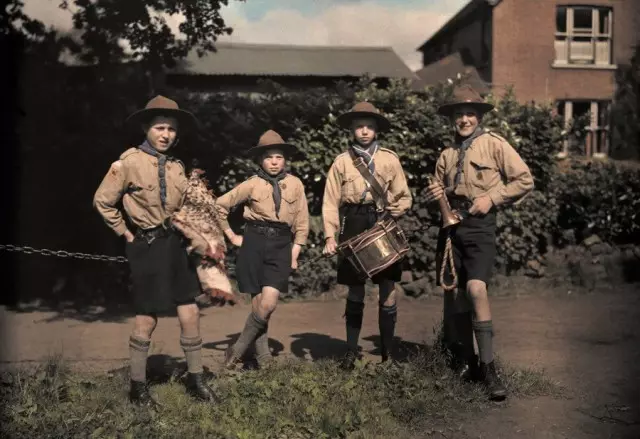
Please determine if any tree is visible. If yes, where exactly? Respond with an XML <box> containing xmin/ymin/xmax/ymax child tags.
<box><xmin>59</xmin><ymin>0</ymin><xmax>237</xmax><ymax>69</ymax></box>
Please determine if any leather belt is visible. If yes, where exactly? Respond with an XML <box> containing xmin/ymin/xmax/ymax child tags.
<box><xmin>135</xmin><ymin>218</ymin><xmax>173</xmax><ymax>244</ymax></box>
<box><xmin>247</xmin><ymin>221</ymin><xmax>291</xmax><ymax>238</ymax></box>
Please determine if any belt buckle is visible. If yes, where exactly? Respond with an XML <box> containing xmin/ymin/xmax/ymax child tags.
<box><xmin>265</xmin><ymin>227</ymin><xmax>277</xmax><ymax>238</ymax></box>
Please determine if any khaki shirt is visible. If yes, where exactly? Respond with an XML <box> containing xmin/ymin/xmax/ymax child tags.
<box><xmin>214</xmin><ymin>174</ymin><xmax>309</xmax><ymax>246</ymax></box>
<box><xmin>93</xmin><ymin>147</ymin><xmax>188</xmax><ymax>235</ymax></box>
<box><xmin>322</xmin><ymin>147</ymin><xmax>412</xmax><ymax>239</ymax></box>
<box><xmin>434</xmin><ymin>131</ymin><xmax>534</xmax><ymax>206</ymax></box>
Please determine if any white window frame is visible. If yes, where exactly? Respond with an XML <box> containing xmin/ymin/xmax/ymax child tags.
<box><xmin>554</xmin><ymin>6</ymin><xmax>613</xmax><ymax>68</ymax></box>
<box><xmin>557</xmin><ymin>100</ymin><xmax>611</xmax><ymax>158</ymax></box>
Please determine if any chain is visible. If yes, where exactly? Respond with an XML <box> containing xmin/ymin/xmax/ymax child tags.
<box><xmin>0</xmin><ymin>244</ymin><xmax>128</xmax><ymax>263</ymax></box>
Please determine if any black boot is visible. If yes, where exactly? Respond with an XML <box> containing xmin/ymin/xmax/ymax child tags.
<box><xmin>455</xmin><ymin>354</ymin><xmax>482</xmax><ymax>383</ymax></box>
<box><xmin>185</xmin><ymin>372</ymin><xmax>218</xmax><ymax>402</ymax></box>
<box><xmin>129</xmin><ymin>380</ymin><xmax>158</xmax><ymax>407</ymax></box>
<box><xmin>479</xmin><ymin>361</ymin><xmax>507</xmax><ymax>401</ymax></box>
<box><xmin>379</xmin><ymin>303</ymin><xmax>397</xmax><ymax>363</ymax></box>
<box><xmin>340</xmin><ymin>349</ymin><xmax>359</xmax><ymax>371</ymax></box>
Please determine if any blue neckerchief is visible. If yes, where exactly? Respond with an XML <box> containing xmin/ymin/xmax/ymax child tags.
<box><xmin>138</xmin><ymin>140</ymin><xmax>169</xmax><ymax>209</ymax></box>
<box><xmin>453</xmin><ymin>126</ymin><xmax>483</xmax><ymax>187</ymax></box>
<box><xmin>350</xmin><ymin>141</ymin><xmax>379</xmax><ymax>200</ymax></box>
<box><xmin>256</xmin><ymin>167</ymin><xmax>287</xmax><ymax>219</ymax></box>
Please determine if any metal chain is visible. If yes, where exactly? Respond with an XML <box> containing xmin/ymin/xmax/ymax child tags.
<box><xmin>0</xmin><ymin>244</ymin><xmax>128</xmax><ymax>263</ymax></box>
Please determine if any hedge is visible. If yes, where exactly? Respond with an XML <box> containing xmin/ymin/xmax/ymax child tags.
<box><xmin>176</xmin><ymin>77</ymin><xmax>637</xmax><ymax>294</ymax></box>
<box><xmin>8</xmin><ymin>67</ymin><xmax>640</xmax><ymax>306</ymax></box>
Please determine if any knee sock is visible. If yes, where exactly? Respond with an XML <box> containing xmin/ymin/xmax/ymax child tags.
<box><xmin>233</xmin><ymin>312</ymin><xmax>268</xmax><ymax>359</ymax></box>
<box><xmin>254</xmin><ymin>324</ymin><xmax>271</xmax><ymax>364</ymax></box>
<box><xmin>378</xmin><ymin>303</ymin><xmax>397</xmax><ymax>357</ymax></box>
<box><xmin>129</xmin><ymin>335</ymin><xmax>150</xmax><ymax>383</ymax></box>
<box><xmin>455</xmin><ymin>312</ymin><xmax>476</xmax><ymax>360</ymax></box>
<box><xmin>180</xmin><ymin>335</ymin><xmax>204</xmax><ymax>374</ymax></box>
<box><xmin>473</xmin><ymin>320</ymin><xmax>494</xmax><ymax>364</ymax></box>
<box><xmin>345</xmin><ymin>300</ymin><xmax>365</xmax><ymax>351</ymax></box>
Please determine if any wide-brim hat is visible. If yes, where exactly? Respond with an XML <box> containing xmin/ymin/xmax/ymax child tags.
<box><xmin>126</xmin><ymin>95</ymin><xmax>198</xmax><ymax>131</ymax></box>
<box><xmin>336</xmin><ymin>101</ymin><xmax>391</xmax><ymax>131</ymax></box>
<box><xmin>246</xmin><ymin>130</ymin><xmax>299</xmax><ymax>159</ymax></box>
<box><xmin>437</xmin><ymin>84</ymin><xmax>494</xmax><ymax>117</ymax></box>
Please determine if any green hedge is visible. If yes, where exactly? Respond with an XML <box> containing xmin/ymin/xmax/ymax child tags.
<box><xmin>178</xmin><ymin>78</ymin><xmax>638</xmax><ymax>295</ymax></box>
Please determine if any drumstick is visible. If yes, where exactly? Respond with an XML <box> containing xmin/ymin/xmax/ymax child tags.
<box><xmin>296</xmin><ymin>252</ymin><xmax>330</xmax><ymax>270</ymax></box>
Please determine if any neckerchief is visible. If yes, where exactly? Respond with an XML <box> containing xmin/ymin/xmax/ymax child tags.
<box><xmin>350</xmin><ymin>141</ymin><xmax>379</xmax><ymax>201</ymax></box>
<box><xmin>256</xmin><ymin>167</ymin><xmax>287</xmax><ymax>219</ymax></box>
<box><xmin>138</xmin><ymin>140</ymin><xmax>169</xmax><ymax>209</ymax></box>
<box><xmin>453</xmin><ymin>126</ymin><xmax>484</xmax><ymax>188</ymax></box>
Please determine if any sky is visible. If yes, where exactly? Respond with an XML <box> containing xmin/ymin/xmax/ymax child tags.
<box><xmin>21</xmin><ymin>0</ymin><xmax>469</xmax><ymax>71</ymax></box>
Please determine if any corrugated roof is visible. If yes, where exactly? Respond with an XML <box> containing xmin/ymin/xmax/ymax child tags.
<box><xmin>169</xmin><ymin>42</ymin><xmax>417</xmax><ymax>80</ymax></box>
<box><xmin>411</xmin><ymin>52</ymin><xmax>490</xmax><ymax>94</ymax></box>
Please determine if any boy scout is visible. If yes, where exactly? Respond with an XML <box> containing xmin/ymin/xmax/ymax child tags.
<box><xmin>322</xmin><ymin>102</ymin><xmax>412</xmax><ymax>369</ymax></box>
<box><xmin>217</xmin><ymin>130</ymin><xmax>309</xmax><ymax>369</ymax></box>
<box><xmin>426</xmin><ymin>85</ymin><xmax>534</xmax><ymax>400</ymax></box>
<box><xmin>93</xmin><ymin>96</ymin><xmax>217</xmax><ymax>405</ymax></box>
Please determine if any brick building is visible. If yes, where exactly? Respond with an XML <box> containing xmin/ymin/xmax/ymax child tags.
<box><xmin>417</xmin><ymin>0</ymin><xmax>640</xmax><ymax>157</ymax></box>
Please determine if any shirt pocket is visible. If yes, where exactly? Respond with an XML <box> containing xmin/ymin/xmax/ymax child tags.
<box><xmin>468</xmin><ymin>158</ymin><xmax>497</xmax><ymax>189</ymax></box>
<box><xmin>128</xmin><ymin>180</ymin><xmax>160</xmax><ymax>207</ymax></box>
<box><xmin>249</xmin><ymin>188</ymin><xmax>273</xmax><ymax>215</ymax></box>
<box><xmin>281</xmin><ymin>192</ymin><xmax>299</xmax><ymax>221</ymax></box>
<box><xmin>341</xmin><ymin>172</ymin><xmax>362</xmax><ymax>198</ymax></box>
<box><xmin>166</xmin><ymin>172</ymin><xmax>187</xmax><ymax>212</ymax></box>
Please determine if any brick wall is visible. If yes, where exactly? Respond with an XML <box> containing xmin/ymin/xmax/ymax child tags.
<box><xmin>491</xmin><ymin>0</ymin><xmax>640</xmax><ymax>103</ymax></box>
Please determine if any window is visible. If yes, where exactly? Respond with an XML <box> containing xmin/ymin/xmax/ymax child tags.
<box><xmin>554</xmin><ymin>6</ymin><xmax>613</xmax><ymax>66</ymax></box>
<box><xmin>556</xmin><ymin>100</ymin><xmax>611</xmax><ymax>157</ymax></box>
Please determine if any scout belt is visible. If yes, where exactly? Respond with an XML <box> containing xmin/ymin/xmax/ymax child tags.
<box><xmin>135</xmin><ymin>218</ymin><xmax>173</xmax><ymax>244</ymax></box>
<box><xmin>246</xmin><ymin>221</ymin><xmax>291</xmax><ymax>238</ymax></box>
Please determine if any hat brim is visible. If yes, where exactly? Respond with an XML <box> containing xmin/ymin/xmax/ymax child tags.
<box><xmin>126</xmin><ymin>108</ymin><xmax>199</xmax><ymax>131</ymax></box>
<box><xmin>336</xmin><ymin>111</ymin><xmax>391</xmax><ymax>131</ymax></box>
<box><xmin>437</xmin><ymin>102</ymin><xmax>494</xmax><ymax>117</ymax></box>
<box><xmin>245</xmin><ymin>143</ymin><xmax>300</xmax><ymax>159</ymax></box>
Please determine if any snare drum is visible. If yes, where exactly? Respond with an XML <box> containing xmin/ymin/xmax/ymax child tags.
<box><xmin>337</xmin><ymin>217</ymin><xmax>410</xmax><ymax>280</ymax></box>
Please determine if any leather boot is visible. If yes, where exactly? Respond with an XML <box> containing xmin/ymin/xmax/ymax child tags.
<box><xmin>339</xmin><ymin>349</ymin><xmax>359</xmax><ymax>371</ymax></box>
<box><xmin>458</xmin><ymin>354</ymin><xmax>482</xmax><ymax>383</ymax></box>
<box><xmin>185</xmin><ymin>372</ymin><xmax>218</xmax><ymax>402</ymax></box>
<box><xmin>129</xmin><ymin>380</ymin><xmax>158</xmax><ymax>407</ymax></box>
<box><xmin>479</xmin><ymin>361</ymin><xmax>507</xmax><ymax>401</ymax></box>
<box><xmin>224</xmin><ymin>345</ymin><xmax>239</xmax><ymax>370</ymax></box>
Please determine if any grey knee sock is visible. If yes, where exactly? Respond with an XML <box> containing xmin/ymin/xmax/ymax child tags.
<box><xmin>254</xmin><ymin>325</ymin><xmax>271</xmax><ymax>364</ymax></box>
<box><xmin>129</xmin><ymin>335</ymin><xmax>150</xmax><ymax>382</ymax></box>
<box><xmin>473</xmin><ymin>320</ymin><xmax>494</xmax><ymax>364</ymax></box>
<box><xmin>180</xmin><ymin>335</ymin><xmax>204</xmax><ymax>374</ymax></box>
<box><xmin>233</xmin><ymin>312</ymin><xmax>268</xmax><ymax>359</ymax></box>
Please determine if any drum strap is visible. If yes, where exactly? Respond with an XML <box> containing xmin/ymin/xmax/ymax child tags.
<box><xmin>348</xmin><ymin>149</ymin><xmax>389</xmax><ymax>210</ymax></box>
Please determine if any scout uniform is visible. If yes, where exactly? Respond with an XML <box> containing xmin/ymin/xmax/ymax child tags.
<box><xmin>216</xmin><ymin>130</ymin><xmax>309</xmax><ymax>368</ymax></box>
<box><xmin>322</xmin><ymin>102</ymin><xmax>412</xmax><ymax>366</ymax></box>
<box><xmin>93</xmin><ymin>95</ymin><xmax>216</xmax><ymax>404</ymax></box>
<box><xmin>433</xmin><ymin>85</ymin><xmax>534</xmax><ymax>400</ymax></box>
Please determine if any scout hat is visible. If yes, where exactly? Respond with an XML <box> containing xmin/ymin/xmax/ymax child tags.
<box><xmin>246</xmin><ymin>130</ymin><xmax>299</xmax><ymax>158</ymax></box>
<box><xmin>336</xmin><ymin>101</ymin><xmax>391</xmax><ymax>131</ymax></box>
<box><xmin>437</xmin><ymin>84</ymin><xmax>494</xmax><ymax>117</ymax></box>
<box><xmin>126</xmin><ymin>95</ymin><xmax>198</xmax><ymax>130</ymax></box>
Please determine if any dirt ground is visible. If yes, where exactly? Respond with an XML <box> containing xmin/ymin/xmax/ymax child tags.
<box><xmin>1</xmin><ymin>289</ymin><xmax>639</xmax><ymax>439</ymax></box>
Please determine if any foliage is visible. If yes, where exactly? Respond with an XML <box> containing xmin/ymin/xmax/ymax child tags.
<box><xmin>0</xmin><ymin>349</ymin><xmax>561</xmax><ymax>439</ymax></box>
<box><xmin>610</xmin><ymin>43</ymin><xmax>640</xmax><ymax>160</ymax></box>
<box><xmin>59</xmin><ymin>0</ymin><xmax>236</xmax><ymax>68</ymax></box>
<box><xmin>553</xmin><ymin>159</ymin><xmax>640</xmax><ymax>245</ymax></box>
<box><xmin>3</xmin><ymin>0</ymin><xmax>237</xmax><ymax>72</ymax></box>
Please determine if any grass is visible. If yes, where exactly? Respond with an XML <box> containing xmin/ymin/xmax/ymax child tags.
<box><xmin>0</xmin><ymin>343</ymin><xmax>565</xmax><ymax>439</ymax></box>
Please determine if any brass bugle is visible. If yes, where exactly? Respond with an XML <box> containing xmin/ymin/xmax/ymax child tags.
<box><xmin>426</xmin><ymin>175</ymin><xmax>460</xmax><ymax>229</ymax></box>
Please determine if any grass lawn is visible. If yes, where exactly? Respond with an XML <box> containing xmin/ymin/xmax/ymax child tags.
<box><xmin>1</xmin><ymin>343</ymin><xmax>564</xmax><ymax>439</ymax></box>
